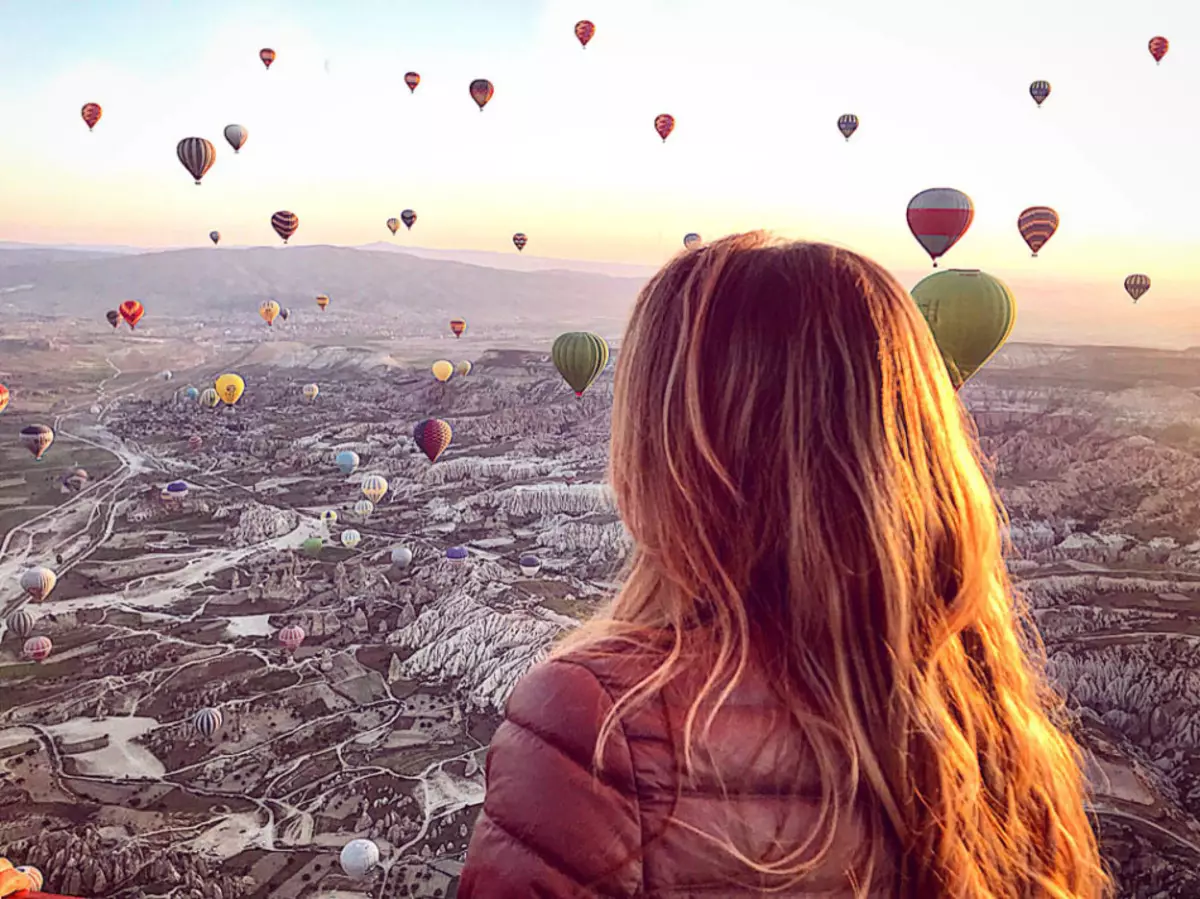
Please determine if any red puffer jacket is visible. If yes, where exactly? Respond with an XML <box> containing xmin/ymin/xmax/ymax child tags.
<box><xmin>458</xmin><ymin>645</ymin><xmax>897</xmax><ymax>897</ymax></box>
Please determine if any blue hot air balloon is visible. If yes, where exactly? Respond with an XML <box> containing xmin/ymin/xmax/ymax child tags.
<box><xmin>335</xmin><ymin>451</ymin><xmax>360</xmax><ymax>475</ymax></box>
<box><xmin>446</xmin><ymin>546</ymin><xmax>468</xmax><ymax>563</ymax></box>
<box><xmin>184</xmin><ymin>386</ymin><xmax>200</xmax><ymax>401</ymax></box>
<box><xmin>164</xmin><ymin>480</ymin><xmax>189</xmax><ymax>500</ymax></box>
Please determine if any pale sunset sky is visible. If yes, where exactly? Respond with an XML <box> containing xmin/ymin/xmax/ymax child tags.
<box><xmin>0</xmin><ymin>0</ymin><xmax>1195</xmax><ymax>289</ymax></box>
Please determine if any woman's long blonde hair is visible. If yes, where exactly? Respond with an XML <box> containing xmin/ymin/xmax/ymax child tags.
<box><xmin>555</xmin><ymin>233</ymin><xmax>1110</xmax><ymax>897</ymax></box>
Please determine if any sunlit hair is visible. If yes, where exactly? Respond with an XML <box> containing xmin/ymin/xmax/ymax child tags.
<box><xmin>554</xmin><ymin>232</ymin><xmax>1110</xmax><ymax>897</ymax></box>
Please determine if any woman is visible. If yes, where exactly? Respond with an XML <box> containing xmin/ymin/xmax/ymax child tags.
<box><xmin>458</xmin><ymin>233</ymin><xmax>1110</xmax><ymax>897</ymax></box>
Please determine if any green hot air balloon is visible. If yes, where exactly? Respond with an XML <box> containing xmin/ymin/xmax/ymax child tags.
<box><xmin>301</xmin><ymin>537</ymin><xmax>324</xmax><ymax>558</ymax></box>
<box><xmin>910</xmin><ymin>269</ymin><xmax>1015</xmax><ymax>389</ymax></box>
<box><xmin>552</xmin><ymin>332</ymin><xmax>610</xmax><ymax>398</ymax></box>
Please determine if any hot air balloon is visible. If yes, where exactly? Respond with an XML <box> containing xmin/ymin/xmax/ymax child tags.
<box><xmin>340</xmin><ymin>839</ymin><xmax>381</xmax><ymax>878</ymax></box>
<box><xmin>405</xmin><ymin>72</ymin><xmax>421</xmax><ymax>93</ymax></box>
<box><xmin>470</xmin><ymin>79</ymin><xmax>494</xmax><ymax>110</ymax></box>
<box><xmin>432</xmin><ymin>360</ymin><xmax>454</xmax><ymax>382</ymax></box>
<box><xmin>683</xmin><ymin>233</ymin><xmax>702</xmax><ymax>249</ymax></box>
<box><xmin>387</xmin><ymin>218</ymin><xmax>400</xmax><ymax>235</ymax></box>
<box><xmin>188</xmin><ymin>435</ymin><xmax>203</xmax><ymax>452</ymax></box>
<box><xmin>0</xmin><ymin>384</ymin><xmax>7</xmax><ymax>414</ymax></box>
<box><xmin>575</xmin><ymin>20</ymin><xmax>596</xmax><ymax>48</ymax></box>
<box><xmin>259</xmin><ymin>300</ymin><xmax>281</xmax><ymax>326</ymax></box>
<box><xmin>200</xmin><ymin>388</ymin><xmax>219</xmax><ymax>408</ymax></box>
<box><xmin>446</xmin><ymin>546</ymin><xmax>469</xmax><ymax>563</ymax></box>
<box><xmin>224</xmin><ymin>124</ymin><xmax>248</xmax><ymax>153</ymax></box>
<box><xmin>1125</xmin><ymin>274</ymin><xmax>1151</xmax><ymax>303</ymax></box>
<box><xmin>354</xmin><ymin>499</ymin><xmax>374</xmax><ymax>519</ymax></box>
<box><xmin>519</xmin><ymin>554</ymin><xmax>541</xmax><ymax>576</ymax></box>
<box><xmin>164</xmin><ymin>480</ymin><xmax>189</xmax><ymax>501</ymax></box>
<box><xmin>413</xmin><ymin>419</ymin><xmax>453</xmax><ymax>462</ymax></box>
<box><xmin>1017</xmin><ymin>206</ymin><xmax>1059</xmax><ymax>257</ymax></box>
<box><xmin>280</xmin><ymin>307</ymin><xmax>290</xmax><ymax>321</ymax></box>
<box><xmin>321</xmin><ymin>510</ymin><xmax>338</xmax><ymax>526</ymax></box>
<box><xmin>654</xmin><ymin>114</ymin><xmax>675</xmax><ymax>142</ymax></box>
<box><xmin>335</xmin><ymin>450</ymin><xmax>360</xmax><ymax>475</ymax></box>
<box><xmin>449</xmin><ymin>319</ymin><xmax>466</xmax><ymax>338</ymax></box>
<box><xmin>302</xmin><ymin>537</ymin><xmax>324</xmax><ymax>557</ymax></box>
<box><xmin>513</xmin><ymin>233</ymin><xmax>527</xmax><ymax>252</ymax></box>
<box><xmin>837</xmin><ymin>114</ymin><xmax>859</xmax><ymax>140</ymax></box>
<box><xmin>209</xmin><ymin>230</ymin><xmax>220</xmax><ymax>245</ymax></box>
<box><xmin>23</xmin><ymin>636</ymin><xmax>52</xmax><ymax>662</ymax></box>
<box><xmin>6</xmin><ymin>609</ymin><xmax>35</xmax><ymax>639</ymax></box>
<box><xmin>81</xmin><ymin>102</ymin><xmax>102</xmax><ymax>131</ymax></box>
<box><xmin>106</xmin><ymin>309</ymin><xmax>120</xmax><ymax>328</ymax></box>
<box><xmin>456</xmin><ymin>360</ymin><xmax>472</xmax><ymax>376</ymax></box>
<box><xmin>1029</xmin><ymin>81</ymin><xmax>1051</xmax><ymax>107</ymax></box>
<box><xmin>906</xmin><ymin>188</ymin><xmax>975</xmax><ymax>268</ymax></box>
<box><xmin>193</xmin><ymin>707</ymin><xmax>222</xmax><ymax>738</ymax></box>
<box><xmin>62</xmin><ymin>468</ymin><xmax>88</xmax><ymax>491</ymax></box>
<box><xmin>20</xmin><ymin>567</ymin><xmax>56</xmax><ymax>601</ymax></box>
<box><xmin>1149</xmin><ymin>36</ymin><xmax>1169</xmax><ymax>64</ymax></box>
<box><xmin>215</xmin><ymin>373</ymin><xmax>245</xmax><ymax>406</ymax></box>
<box><xmin>910</xmin><ymin>269</ymin><xmax>1016</xmax><ymax>390</ymax></box>
<box><xmin>19</xmin><ymin>425</ymin><xmax>54</xmax><ymax>461</ymax></box>
<box><xmin>391</xmin><ymin>546</ymin><xmax>413</xmax><ymax>569</ymax></box>
<box><xmin>161</xmin><ymin>369</ymin><xmax>172</xmax><ymax>381</ymax></box>
<box><xmin>401</xmin><ymin>209</ymin><xmax>417</xmax><ymax>230</ymax></box>
<box><xmin>0</xmin><ymin>861</ymin><xmax>44</xmax><ymax>894</ymax></box>
<box><xmin>278</xmin><ymin>624</ymin><xmax>305</xmax><ymax>651</ymax></box>
<box><xmin>177</xmin><ymin>137</ymin><xmax>216</xmax><ymax>185</ymax></box>
<box><xmin>341</xmin><ymin>529</ymin><xmax>362</xmax><ymax>549</ymax></box>
<box><xmin>361</xmin><ymin>474</ymin><xmax>389</xmax><ymax>503</ymax></box>
<box><xmin>272</xmin><ymin>211</ymin><xmax>299</xmax><ymax>243</ymax></box>
<box><xmin>119</xmin><ymin>300</ymin><xmax>145</xmax><ymax>328</ymax></box>
<box><xmin>552</xmin><ymin>332</ymin><xmax>610</xmax><ymax>397</ymax></box>
<box><xmin>303</xmin><ymin>383</ymin><xmax>319</xmax><ymax>402</ymax></box>
<box><xmin>316</xmin><ymin>294</ymin><xmax>330</xmax><ymax>310</ymax></box>
<box><xmin>260</xmin><ymin>48</ymin><xmax>276</xmax><ymax>69</ymax></box>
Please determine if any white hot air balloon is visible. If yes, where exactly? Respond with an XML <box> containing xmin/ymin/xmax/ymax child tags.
<box><xmin>341</xmin><ymin>529</ymin><xmax>362</xmax><ymax>549</ymax></box>
<box><xmin>354</xmin><ymin>499</ymin><xmax>374</xmax><ymax>519</ymax></box>
<box><xmin>390</xmin><ymin>546</ymin><xmax>413</xmax><ymax>569</ymax></box>
<box><xmin>340</xmin><ymin>839</ymin><xmax>381</xmax><ymax>878</ymax></box>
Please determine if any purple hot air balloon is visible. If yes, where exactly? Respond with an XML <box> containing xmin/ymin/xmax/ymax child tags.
<box><xmin>446</xmin><ymin>546</ymin><xmax>468</xmax><ymax>563</ymax></box>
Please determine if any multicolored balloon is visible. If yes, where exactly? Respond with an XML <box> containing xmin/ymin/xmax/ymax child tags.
<box><xmin>654</xmin><ymin>114</ymin><xmax>675</xmax><ymax>142</ymax></box>
<box><xmin>0</xmin><ymin>384</ymin><xmax>8</xmax><ymax>415</ymax></box>
<box><xmin>1029</xmin><ymin>81</ymin><xmax>1051</xmax><ymax>107</ymax></box>
<box><xmin>24</xmin><ymin>635</ymin><xmax>52</xmax><ymax>662</ymax></box>
<box><xmin>209</xmin><ymin>231</ymin><xmax>220</xmax><ymax>245</ymax></box>
<box><xmin>260</xmin><ymin>48</ymin><xmax>276</xmax><ymax>69</ymax></box>
<box><xmin>19</xmin><ymin>425</ymin><xmax>54</xmax><ymax>461</ymax></box>
<box><xmin>361</xmin><ymin>474</ymin><xmax>388</xmax><ymax>503</ymax></box>
<box><xmin>224</xmin><ymin>124</ymin><xmax>248</xmax><ymax>153</ymax></box>
<box><xmin>177</xmin><ymin>137</ymin><xmax>216</xmax><ymax>185</ymax></box>
<box><xmin>683</xmin><ymin>233</ymin><xmax>702</xmax><ymax>249</ymax></box>
<box><xmin>519</xmin><ymin>554</ymin><xmax>541</xmax><ymax>576</ymax></box>
<box><xmin>272</xmin><ymin>211</ymin><xmax>299</xmax><ymax>243</ymax></box>
<box><xmin>6</xmin><ymin>609</ymin><xmax>36</xmax><ymax>638</ymax></box>
<box><xmin>354</xmin><ymin>499</ymin><xmax>375</xmax><ymax>519</ymax></box>
<box><xmin>449</xmin><ymin>319</ymin><xmax>466</xmax><ymax>338</ymax></box>
<box><xmin>906</xmin><ymin>188</ymin><xmax>975</xmax><ymax>268</ymax></box>
<box><xmin>470</xmin><ymin>79</ymin><xmax>494</xmax><ymax>111</ymax></box>
<box><xmin>513</xmin><ymin>232</ymin><xmax>527</xmax><ymax>252</ymax></box>
<box><xmin>341</xmin><ymin>529</ymin><xmax>361</xmax><ymax>549</ymax></box>
<box><xmin>910</xmin><ymin>269</ymin><xmax>1016</xmax><ymax>390</ymax></box>
<box><xmin>316</xmin><ymin>294</ymin><xmax>330</xmax><ymax>311</ymax></box>
<box><xmin>200</xmin><ymin>388</ymin><xmax>219</xmax><ymax>408</ymax></box>
<box><xmin>259</xmin><ymin>300</ymin><xmax>281</xmax><ymax>326</ymax></box>
<box><xmin>405</xmin><ymin>72</ymin><xmax>421</xmax><ymax>93</ymax></box>
<box><xmin>303</xmin><ymin>383</ymin><xmax>319</xmax><ymax>402</ymax></box>
<box><xmin>837</xmin><ymin>114</ymin><xmax>859</xmax><ymax>140</ymax></box>
<box><xmin>575</xmin><ymin>20</ymin><xmax>596</xmax><ymax>48</ymax></box>
<box><xmin>1149</xmin><ymin>36</ymin><xmax>1169</xmax><ymax>64</ymax></box>
<box><xmin>387</xmin><ymin>218</ymin><xmax>400</xmax><ymax>235</ymax></box>
<box><xmin>81</xmin><ymin>103</ymin><xmax>102</xmax><ymax>131</ymax></box>
<box><xmin>1124</xmin><ymin>274</ymin><xmax>1151</xmax><ymax>303</ymax></box>
<box><xmin>278</xmin><ymin>623</ymin><xmax>305</xmax><ymax>650</ymax></box>
<box><xmin>401</xmin><ymin>209</ymin><xmax>417</xmax><ymax>230</ymax></box>
<box><xmin>1017</xmin><ymin>207</ymin><xmax>1059</xmax><ymax>257</ymax></box>
<box><xmin>20</xmin><ymin>566</ymin><xmax>57</xmax><ymax>601</ymax></box>
<box><xmin>413</xmin><ymin>419</ymin><xmax>453</xmax><ymax>462</ymax></box>
<box><xmin>119</xmin><ymin>300</ymin><xmax>145</xmax><ymax>329</ymax></box>
<box><xmin>552</xmin><ymin>332</ymin><xmax>610</xmax><ymax>398</ymax></box>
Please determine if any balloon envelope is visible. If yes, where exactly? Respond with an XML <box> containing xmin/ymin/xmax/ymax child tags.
<box><xmin>335</xmin><ymin>450</ymin><xmax>360</xmax><ymax>474</ymax></box>
<box><xmin>906</xmin><ymin>188</ymin><xmax>974</xmax><ymax>266</ymax></box>
<box><xmin>391</xmin><ymin>546</ymin><xmax>413</xmax><ymax>568</ymax></box>
<box><xmin>215</xmin><ymin>374</ymin><xmax>245</xmax><ymax>405</ymax></box>
<box><xmin>340</xmin><ymin>839</ymin><xmax>381</xmax><ymax>878</ymax></box>
<box><xmin>432</xmin><ymin>360</ymin><xmax>454</xmax><ymax>382</ymax></box>
<box><xmin>552</xmin><ymin>332</ymin><xmax>610</xmax><ymax>397</ymax></box>
<box><xmin>910</xmin><ymin>269</ymin><xmax>1016</xmax><ymax>389</ymax></box>
<box><xmin>413</xmin><ymin>419</ymin><xmax>453</xmax><ymax>462</ymax></box>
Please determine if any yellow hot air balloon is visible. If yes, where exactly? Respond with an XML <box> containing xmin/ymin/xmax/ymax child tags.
<box><xmin>361</xmin><ymin>474</ymin><xmax>389</xmax><ymax>503</ymax></box>
<box><xmin>321</xmin><ymin>509</ymin><xmax>338</xmax><ymax>526</ymax></box>
<box><xmin>432</xmin><ymin>360</ymin><xmax>454</xmax><ymax>382</ymax></box>
<box><xmin>259</xmin><ymin>300</ymin><xmax>281</xmax><ymax>326</ymax></box>
<box><xmin>215</xmin><ymin>373</ymin><xmax>246</xmax><ymax>406</ymax></box>
<box><xmin>910</xmin><ymin>269</ymin><xmax>1016</xmax><ymax>389</ymax></box>
<box><xmin>456</xmin><ymin>360</ymin><xmax>472</xmax><ymax>376</ymax></box>
<box><xmin>316</xmin><ymin>294</ymin><xmax>330</xmax><ymax>311</ymax></box>
<box><xmin>303</xmin><ymin>383</ymin><xmax>319</xmax><ymax>402</ymax></box>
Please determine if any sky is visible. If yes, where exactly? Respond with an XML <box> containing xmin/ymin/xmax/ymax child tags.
<box><xmin>0</xmin><ymin>0</ymin><xmax>1196</xmax><ymax>294</ymax></box>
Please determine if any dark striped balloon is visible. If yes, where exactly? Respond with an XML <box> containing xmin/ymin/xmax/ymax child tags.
<box><xmin>81</xmin><ymin>103</ymin><xmax>102</xmax><ymax>131</ymax></box>
<box><xmin>1029</xmin><ymin>80</ymin><xmax>1051</xmax><ymax>107</ymax></box>
<box><xmin>405</xmin><ymin>72</ymin><xmax>420</xmax><ymax>93</ymax></box>
<box><xmin>401</xmin><ymin>209</ymin><xmax>417</xmax><ymax>229</ymax></box>
<box><xmin>271</xmin><ymin>211</ymin><xmax>299</xmax><ymax>243</ymax></box>
<box><xmin>470</xmin><ymin>79</ymin><xmax>494</xmax><ymax>111</ymax></box>
<box><xmin>837</xmin><ymin>114</ymin><xmax>859</xmax><ymax>140</ymax></box>
<box><xmin>1149</xmin><ymin>36</ymin><xmax>1169</xmax><ymax>64</ymax></box>
<box><xmin>1017</xmin><ymin>206</ymin><xmax>1059</xmax><ymax>257</ymax></box>
<box><xmin>176</xmin><ymin>137</ymin><xmax>216</xmax><ymax>185</ymax></box>
<box><xmin>512</xmin><ymin>232</ymin><xmax>527</xmax><ymax>251</ymax></box>
<box><xmin>654</xmin><ymin>114</ymin><xmax>675</xmax><ymax>142</ymax></box>
<box><xmin>1124</xmin><ymin>274</ymin><xmax>1151</xmax><ymax>303</ymax></box>
<box><xmin>552</xmin><ymin>332</ymin><xmax>610</xmax><ymax>397</ymax></box>
<box><xmin>193</xmin><ymin>707</ymin><xmax>222</xmax><ymax>738</ymax></box>
<box><xmin>6</xmin><ymin>608</ymin><xmax>36</xmax><ymax>639</ymax></box>
<box><xmin>413</xmin><ymin>419</ymin><xmax>453</xmax><ymax>462</ymax></box>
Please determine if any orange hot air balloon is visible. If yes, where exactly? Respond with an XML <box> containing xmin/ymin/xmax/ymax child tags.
<box><xmin>119</xmin><ymin>300</ymin><xmax>145</xmax><ymax>329</ymax></box>
<box><xmin>0</xmin><ymin>384</ymin><xmax>8</xmax><ymax>414</ymax></box>
<box><xmin>20</xmin><ymin>424</ymin><xmax>54</xmax><ymax>461</ymax></box>
<box><xmin>654</xmin><ymin>114</ymin><xmax>675</xmax><ymax>142</ymax></box>
<box><xmin>316</xmin><ymin>294</ymin><xmax>330</xmax><ymax>310</ymax></box>
<box><xmin>272</xmin><ymin>210</ymin><xmax>299</xmax><ymax>243</ymax></box>
<box><xmin>405</xmin><ymin>72</ymin><xmax>420</xmax><ymax>93</ymax></box>
<box><xmin>575</xmin><ymin>20</ymin><xmax>596</xmax><ymax>48</ymax></box>
<box><xmin>81</xmin><ymin>102</ymin><xmax>102</xmax><ymax>131</ymax></box>
<box><xmin>449</xmin><ymin>319</ymin><xmax>466</xmax><ymax>338</ymax></box>
<box><xmin>260</xmin><ymin>48</ymin><xmax>276</xmax><ymax>69</ymax></box>
<box><xmin>1017</xmin><ymin>206</ymin><xmax>1059</xmax><ymax>257</ymax></box>
<box><xmin>1149</xmin><ymin>36</ymin><xmax>1169</xmax><ymax>64</ymax></box>
<box><xmin>413</xmin><ymin>419</ymin><xmax>453</xmax><ymax>463</ymax></box>
<box><xmin>469</xmin><ymin>79</ymin><xmax>494</xmax><ymax>111</ymax></box>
